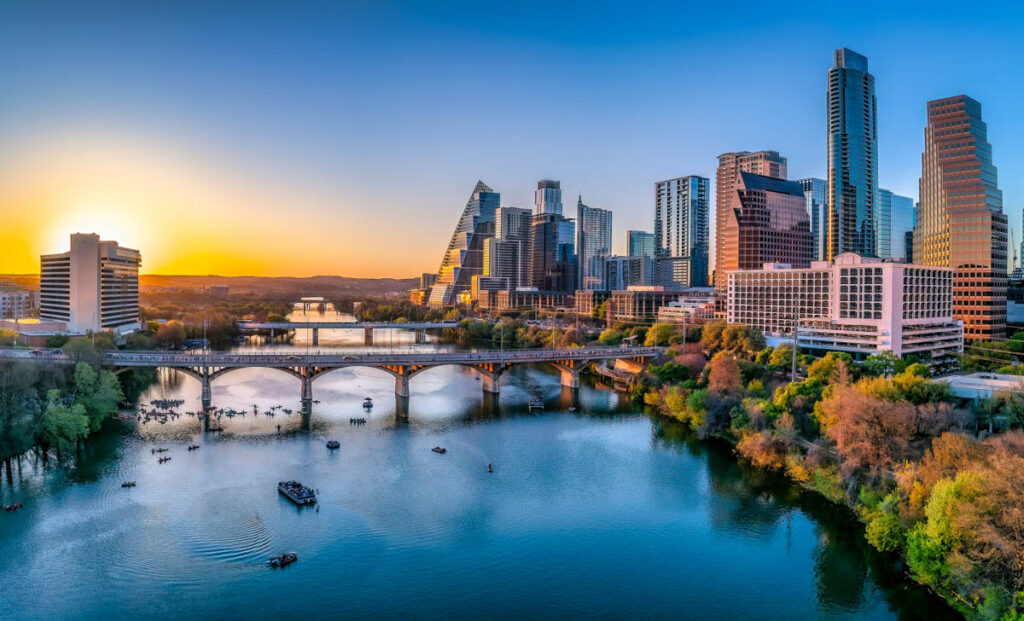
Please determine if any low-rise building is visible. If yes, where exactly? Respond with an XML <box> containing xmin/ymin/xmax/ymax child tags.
<box><xmin>495</xmin><ymin>289</ymin><xmax>574</xmax><ymax>312</ymax></box>
<box><xmin>574</xmin><ymin>290</ymin><xmax>612</xmax><ymax>316</ymax></box>
<box><xmin>727</xmin><ymin>253</ymin><xmax>962</xmax><ymax>366</ymax></box>
<box><xmin>609</xmin><ymin>286</ymin><xmax>715</xmax><ymax>321</ymax></box>
<box><xmin>657</xmin><ymin>298</ymin><xmax>717</xmax><ymax>324</ymax></box>
<box><xmin>0</xmin><ymin>286</ymin><xmax>36</xmax><ymax>319</ymax></box>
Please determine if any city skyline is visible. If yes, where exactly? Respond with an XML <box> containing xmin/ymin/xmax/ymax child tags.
<box><xmin>1</xmin><ymin>3</ymin><xmax>1023</xmax><ymax>278</ymax></box>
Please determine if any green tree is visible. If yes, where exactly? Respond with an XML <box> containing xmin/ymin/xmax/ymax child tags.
<box><xmin>645</xmin><ymin>323</ymin><xmax>676</xmax><ymax>347</ymax></box>
<box><xmin>72</xmin><ymin>363</ymin><xmax>124</xmax><ymax>432</ymax></box>
<box><xmin>862</xmin><ymin>351</ymin><xmax>900</xmax><ymax>377</ymax></box>
<box><xmin>38</xmin><ymin>390</ymin><xmax>90</xmax><ymax>456</ymax></box>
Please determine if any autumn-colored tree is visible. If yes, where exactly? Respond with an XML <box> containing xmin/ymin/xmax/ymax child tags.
<box><xmin>155</xmin><ymin>320</ymin><xmax>186</xmax><ymax>349</ymax></box>
<box><xmin>708</xmin><ymin>353</ymin><xmax>743</xmax><ymax>398</ymax></box>
<box><xmin>895</xmin><ymin>431</ymin><xmax>990</xmax><ymax>519</ymax></box>
<box><xmin>676</xmin><ymin>352</ymin><xmax>707</xmax><ymax>379</ymax></box>
<box><xmin>817</xmin><ymin>384</ymin><xmax>919</xmax><ymax>485</ymax></box>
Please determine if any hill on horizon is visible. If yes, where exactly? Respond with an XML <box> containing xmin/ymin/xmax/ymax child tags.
<box><xmin>0</xmin><ymin>274</ymin><xmax>418</xmax><ymax>296</ymax></box>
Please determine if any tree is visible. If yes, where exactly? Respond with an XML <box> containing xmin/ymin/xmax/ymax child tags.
<box><xmin>807</xmin><ymin>352</ymin><xmax>853</xmax><ymax>382</ymax></box>
<box><xmin>817</xmin><ymin>384</ymin><xmax>919</xmax><ymax>485</ymax></box>
<box><xmin>598</xmin><ymin>328</ymin><xmax>622</xmax><ymax>346</ymax></box>
<box><xmin>862</xmin><ymin>351</ymin><xmax>900</xmax><ymax>377</ymax></box>
<box><xmin>38</xmin><ymin>390</ymin><xmax>90</xmax><ymax>455</ymax></box>
<box><xmin>644</xmin><ymin>323</ymin><xmax>676</xmax><ymax>347</ymax></box>
<box><xmin>708</xmin><ymin>353</ymin><xmax>743</xmax><ymax>397</ymax></box>
<box><xmin>767</xmin><ymin>345</ymin><xmax>792</xmax><ymax>371</ymax></box>
<box><xmin>154</xmin><ymin>320</ymin><xmax>186</xmax><ymax>349</ymax></box>
<box><xmin>72</xmin><ymin>363</ymin><xmax>124</xmax><ymax>432</ymax></box>
<box><xmin>896</xmin><ymin>431</ymin><xmax>989</xmax><ymax>519</ymax></box>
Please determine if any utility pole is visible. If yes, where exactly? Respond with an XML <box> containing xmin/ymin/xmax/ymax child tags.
<box><xmin>791</xmin><ymin>307</ymin><xmax>799</xmax><ymax>383</ymax></box>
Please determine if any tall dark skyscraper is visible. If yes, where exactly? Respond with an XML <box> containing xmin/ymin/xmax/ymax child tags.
<box><xmin>530</xmin><ymin>212</ymin><xmax>576</xmax><ymax>292</ymax></box>
<box><xmin>827</xmin><ymin>47</ymin><xmax>878</xmax><ymax>260</ymax></box>
<box><xmin>576</xmin><ymin>197</ymin><xmax>612</xmax><ymax>290</ymax></box>
<box><xmin>915</xmin><ymin>95</ymin><xmax>1007</xmax><ymax>341</ymax></box>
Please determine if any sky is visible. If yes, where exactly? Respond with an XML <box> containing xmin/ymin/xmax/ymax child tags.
<box><xmin>1</xmin><ymin>1</ymin><xmax>1022</xmax><ymax>278</ymax></box>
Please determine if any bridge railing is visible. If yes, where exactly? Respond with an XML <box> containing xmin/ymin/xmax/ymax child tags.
<box><xmin>0</xmin><ymin>345</ymin><xmax>665</xmax><ymax>366</ymax></box>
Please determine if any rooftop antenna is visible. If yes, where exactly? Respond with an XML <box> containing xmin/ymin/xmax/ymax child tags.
<box><xmin>1013</xmin><ymin>226</ymin><xmax>1019</xmax><ymax>273</ymax></box>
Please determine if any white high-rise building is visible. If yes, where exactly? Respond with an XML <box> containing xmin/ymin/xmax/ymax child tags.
<box><xmin>40</xmin><ymin>233</ymin><xmax>141</xmax><ymax>333</ymax></box>
<box><xmin>654</xmin><ymin>175</ymin><xmax>709</xmax><ymax>288</ymax></box>
<box><xmin>575</xmin><ymin>196</ymin><xmax>612</xmax><ymax>290</ymax></box>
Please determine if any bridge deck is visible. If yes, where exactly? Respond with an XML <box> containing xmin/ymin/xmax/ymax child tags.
<box><xmin>238</xmin><ymin>322</ymin><xmax>460</xmax><ymax>330</ymax></box>
<box><xmin>0</xmin><ymin>346</ymin><xmax>663</xmax><ymax>368</ymax></box>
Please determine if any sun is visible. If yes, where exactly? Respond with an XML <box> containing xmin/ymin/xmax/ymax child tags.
<box><xmin>43</xmin><ymin>200</ymin><xmax>143</xmax><ymax>255</ymax></box>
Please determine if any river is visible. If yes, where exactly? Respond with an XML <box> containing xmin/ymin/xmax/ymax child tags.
<box><xmin>0</xmin><ymin>306</ymin><xmax>958</xmax><ymax>619</ymax></box>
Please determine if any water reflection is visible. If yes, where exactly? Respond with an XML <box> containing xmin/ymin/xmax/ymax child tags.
<box><xmin>0</xmin><ymin>363</ymin><xmax>957</xmax><ymax>620</ymax></box>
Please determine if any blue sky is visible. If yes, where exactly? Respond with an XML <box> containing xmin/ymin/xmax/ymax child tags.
<box><xmin>1</xmin><ymin>1</ymin><xmax>1022</xmax><ymax>276</ymax></box>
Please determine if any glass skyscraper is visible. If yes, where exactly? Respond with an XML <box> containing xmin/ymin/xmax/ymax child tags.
<box><xmin>827</xmin><ymin>47</ymin><xmax>878</xmax><ymax>259</ymax></box>
<box><xmin>877</xmin><ymin>188</ymin><xmax>915</xmax><ymax>261</ymax></box>
<box><xmin>797</xmin><ymin>178</ymin><xmax>828</xmax><ymax>261</ymax></box>
<box><xmin>576</xmin><ymin>197</ymin><xmax>612</xmax><ymax>290</ymax></box>
<box><xmin>915</xmin><ymin>95</ymin><xmax>1007</xmax><ymax>341</ymax></box>
<box><xmin>626</xmin><ymin>230</ymin><xmax>655</xmax><ymax>259</ymax></box>
<box><xmin>427</xmin><ymin>180</ymin><xmax>499</xmax><ymax>307</ymax></box>
<box><xmin>654</xmin><ymin>175</ymin><xmax>709</xmax><ymax>288</ymax></box>
<box><xmin>535</xmin><ymin>179</ymin><xmax>562</xmax><ymax>215</ymax></box>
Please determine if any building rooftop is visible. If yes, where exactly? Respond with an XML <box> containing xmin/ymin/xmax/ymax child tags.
<box><xmin>936</xmin><ymin>373</ymin><xmax>1024</xmax><ymax>400</ymax></box>
<box><xmin>739</xmin><ymin>172</ymin><xmax>804</xmax><ymax>197</ymax></box>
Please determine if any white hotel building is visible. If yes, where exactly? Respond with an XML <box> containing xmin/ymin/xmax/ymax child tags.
<box><xmin>40</xmin><ymin>233</ymin><xmax>141</xmax><ymax>334</ymax></box>
<box><xmin>727</xmin><ymin>253</ymin><xmax>963</xmax><ymax>365</ymax></box>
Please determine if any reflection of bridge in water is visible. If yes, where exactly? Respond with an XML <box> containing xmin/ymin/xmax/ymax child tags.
<box><xmin>239</xmin><ymin>321</ymin><xmax>460</xmax><ymax>345</ymax></box>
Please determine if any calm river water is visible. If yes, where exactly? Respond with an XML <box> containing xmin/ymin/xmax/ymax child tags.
<box><xmin>0</xmin><ymin>307</ymin><xmax>958</xmax><ymax>619</ymax></box>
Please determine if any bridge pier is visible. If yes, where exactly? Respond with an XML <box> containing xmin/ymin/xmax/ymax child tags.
<box><xmin>201</xmin><ymin>373</ymin><xmax>212</xmax><ymax>410</ymax></box>
<box><xmin>481</xmin><ymin>372</ymin><xmax>501</xmax><ymax>394</ymax></box>
<box><xmin>364</xmin><ymin>327</ymin><xmax>373</xmax><ymax>346</ymax></box>
<box><xmin>414</xmin><ymin>329</ymin><xmax>425</xmax><ymax>344</ymax></box>
<box><xmin>395</xmin><ymin>373</ymin><xmax>410</xmax><ymax>398</ymax></box>
<box><xmin>559</xmin><ymin>366</ymin><xmax>580</xmax><ymax>389</ymax></box>
<box><xmin>312</xmin><ymin>328</ymin><xmax>319</xmax><ymax>346</ymax></box>
<box><xmin>301</xmin><ymin>376</ymin><xmax>313</xmax><ymax>412</ymax></box>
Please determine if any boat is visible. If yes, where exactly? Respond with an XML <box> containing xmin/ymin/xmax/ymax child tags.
<box><xmin>278</xmin><ymin>480</ymin><xmax>317</xmax><ymax>505</ymax></box>
<box><xmin>487</xmin><ymin>464</ymin><xmax>494</xmax><ymax>473</ymax></box>
<box><xmin>431</xmin><ymin>446</ymin><xmax>447</xmax><ymax>454</ymax></box>
<box><xmin>121</xmin><ymin>481</ymin><xmax>136</xmax><ymax>488</ymax></box>
<box><xmin>158</xmin><ymin>457</ymin><xmax>171</xmax><ymax>463</ymax></box>
<box><xmin>528</xmin><ymin>398</ymin><xmax>544</xmax><ymax>411</ymax></box>
<box><xmin>187</xmin><ymin>445</ymin><xmax>200</xmax><ymax>451</ymax></box>
<box><xmin>2</xmin><ymin>502</ymin><xmax>24</xmax><ymax>511</ymax></box>
<box><xmin>362</xmin><ymin>397</ymin><xmax>373</xmax><ymax>409</ymax></box>
<box><xmin>326</xmin><ymin>440</ymin><xmax>340</xmax><ymax>450</ymax></box>
<box><xmin>268</xmin><ymin>552</ymin><xmax>298</xmax><ymax>568</ymax></box>
<box><xmin>151</xmin><ymin>448</ymin><xmax>169</xmax><ymax>454</ymax></box>
<box><xmin>349</xmin><ymin>417</ymin><xmax>367</xmax><ymax>425</ymax></box>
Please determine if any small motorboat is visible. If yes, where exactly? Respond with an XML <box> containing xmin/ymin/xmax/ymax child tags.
<box><xmin>362</xmin><ymin>397</ymin><xmax>373</xmax><ymax>409</ymax></box>
<box><xmin>431</xmin><ymin>446</ymin><xmax>447</xmax><ymax>454</ymax></box>
<box><xmin>326</xmin><ymin>440</ymin><xmax>340</xmax><ymax>450</ymax></box>
<box><xmin>487</xmin><ymin>464</ymin><xmax>494</xmax><ymax>473</ymax></box>
<box><xmin>158</xmin><ymin>457</ymin><xmax>171</xmax><ymax>464</ymax></box>
<box><xmin>349</xmin><ymin>417</ymin><xmax>367</xmax><ymax>425</ymax></box>
<box><xmin>151</xmin><ymin>448</ymin><xmax>169</xmax><ymax>454</ymax></box>
<box><xmin>187</xmin><ymin>445</ymin><xmax>200</xmax><ymax>451</ymax></box>
<box><xmin>2</xmin><ymin>502</ymin><xmax>23</xmax><ymax>512</ymax></box>
<box><xmin>269</xmin><ymin>552</ymin><xmax>298</xmax><ymax>568</ymax></box>
<box><xmin>528</xmin><ymin>398</ymin><xmax>544</xmax><ymax>411</ymax></box>
<box><xmin>121</xmin><ymin>481</ymin><xmax>136</xmax><ymax>488</ymax></box>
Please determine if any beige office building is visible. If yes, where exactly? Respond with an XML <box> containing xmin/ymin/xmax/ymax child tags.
<box><xmin>40</xmin><ymin>233</ymin><xmax>141</xmax><ymax>334</ymax></box>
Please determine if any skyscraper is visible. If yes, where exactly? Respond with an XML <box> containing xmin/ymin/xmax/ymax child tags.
<box><xmin>915</xmin><ymin>95</ymin><xmax>1007</xmax><ymax>341</ymax></box>
<box><xmin>715</xmin><ymin>151</ymin><xmax>787</xmax><ymax>288</ymax></box>
<box><xmin>427</xmin><ymin>180</ymin><xmax>499</xmax><ymax>307</ymax></box>
<box><xmin>797</xmin><ymin>178</ymin><xmax>828</xmax><ymax>261</ymax></box>
<box><xmin>40</xmin><ymin>233</ymin><xmax>141</xmax><ymax>333</ymax></box>
<box><xmin>718</xmin><ymin>172</ymin><xmax>814</xmax><ymax>277</ymax></box>
<box><xmin>654</xmin><ymin>175</ymin><xmax>709</xmax><ymax>288</ymax></box>
<box><xmin>530</xmin><ymin>212</ymin><xmax>575</xmax><ymax>291</ymax></box>
<box><xmin>495</xmin><ymin>206</ymin><xmax>532</xmax><ymax>289</ymax></box>
<box><xmin>576</xmin><ymin>197</ymin><xmax>612</xmax><ymax>290</ymax></box>
<box><xmin>535</xmin><ymin>179</ymin><xmax>562</xmax><ymax>215</ymax></box>
<box><xmin>827</xmin><ymin>47</ymin><xmax>878</xmax><ymax>259</ymax></box>
<box><xmin>626</xmin><ymin>230</ymin><xmax>655</xmax><ymax>259</ymax></box>
<box><xmin>877</xmin><ymin>189</ymin><xmax>915</xmax><ymax>261</ymax></box>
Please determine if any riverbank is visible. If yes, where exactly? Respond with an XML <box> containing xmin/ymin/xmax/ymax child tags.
<box><xmin>638</xmin><ymin>330</ymin><xmax>1024</xmax><ymax>620</ymax></box>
